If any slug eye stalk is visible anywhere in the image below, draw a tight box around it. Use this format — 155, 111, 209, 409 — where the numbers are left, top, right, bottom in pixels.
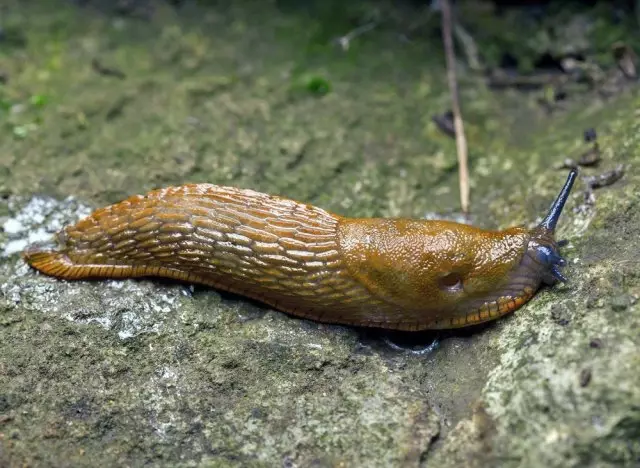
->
539, 168, 578, 233
532, 169, 578, 285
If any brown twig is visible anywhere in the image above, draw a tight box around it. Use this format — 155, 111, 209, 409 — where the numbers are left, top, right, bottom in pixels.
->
441, 0, 470, 214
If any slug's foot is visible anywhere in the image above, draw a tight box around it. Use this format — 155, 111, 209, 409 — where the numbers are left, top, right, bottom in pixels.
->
382, 336, 440, 356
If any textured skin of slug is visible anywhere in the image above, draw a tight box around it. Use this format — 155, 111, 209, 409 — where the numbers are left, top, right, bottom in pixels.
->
24, 185, 390, 324
22, 183, 559, 331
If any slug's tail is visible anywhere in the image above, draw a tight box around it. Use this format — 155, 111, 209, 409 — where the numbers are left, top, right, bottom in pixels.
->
538, 168, 578, 232
23, 248, 149, 280
22, 248, 80, 279
23, 246, 215, 285
23, 248, 123, 280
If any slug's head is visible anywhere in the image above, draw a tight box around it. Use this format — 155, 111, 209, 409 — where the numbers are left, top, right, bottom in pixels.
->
429, 168, 577, 327
338, 170, 577, 329
439, 168, 578, 327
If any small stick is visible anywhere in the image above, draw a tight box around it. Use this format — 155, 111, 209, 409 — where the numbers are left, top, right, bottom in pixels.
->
334, 22, 377, 51
441, 0, 470, 214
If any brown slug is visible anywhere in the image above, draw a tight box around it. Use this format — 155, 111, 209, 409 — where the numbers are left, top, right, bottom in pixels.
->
22, 169, 577, 331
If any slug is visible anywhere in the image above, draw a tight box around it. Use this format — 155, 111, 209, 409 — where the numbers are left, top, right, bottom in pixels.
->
22, 169, 577, 331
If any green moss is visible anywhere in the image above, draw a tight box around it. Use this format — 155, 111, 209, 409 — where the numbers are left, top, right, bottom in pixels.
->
292, 74, 332, 96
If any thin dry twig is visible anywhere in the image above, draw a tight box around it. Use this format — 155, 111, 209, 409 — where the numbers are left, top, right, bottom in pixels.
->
453, 22, 482, 71
440, 0, 470, 214
334, 22, 377, 51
